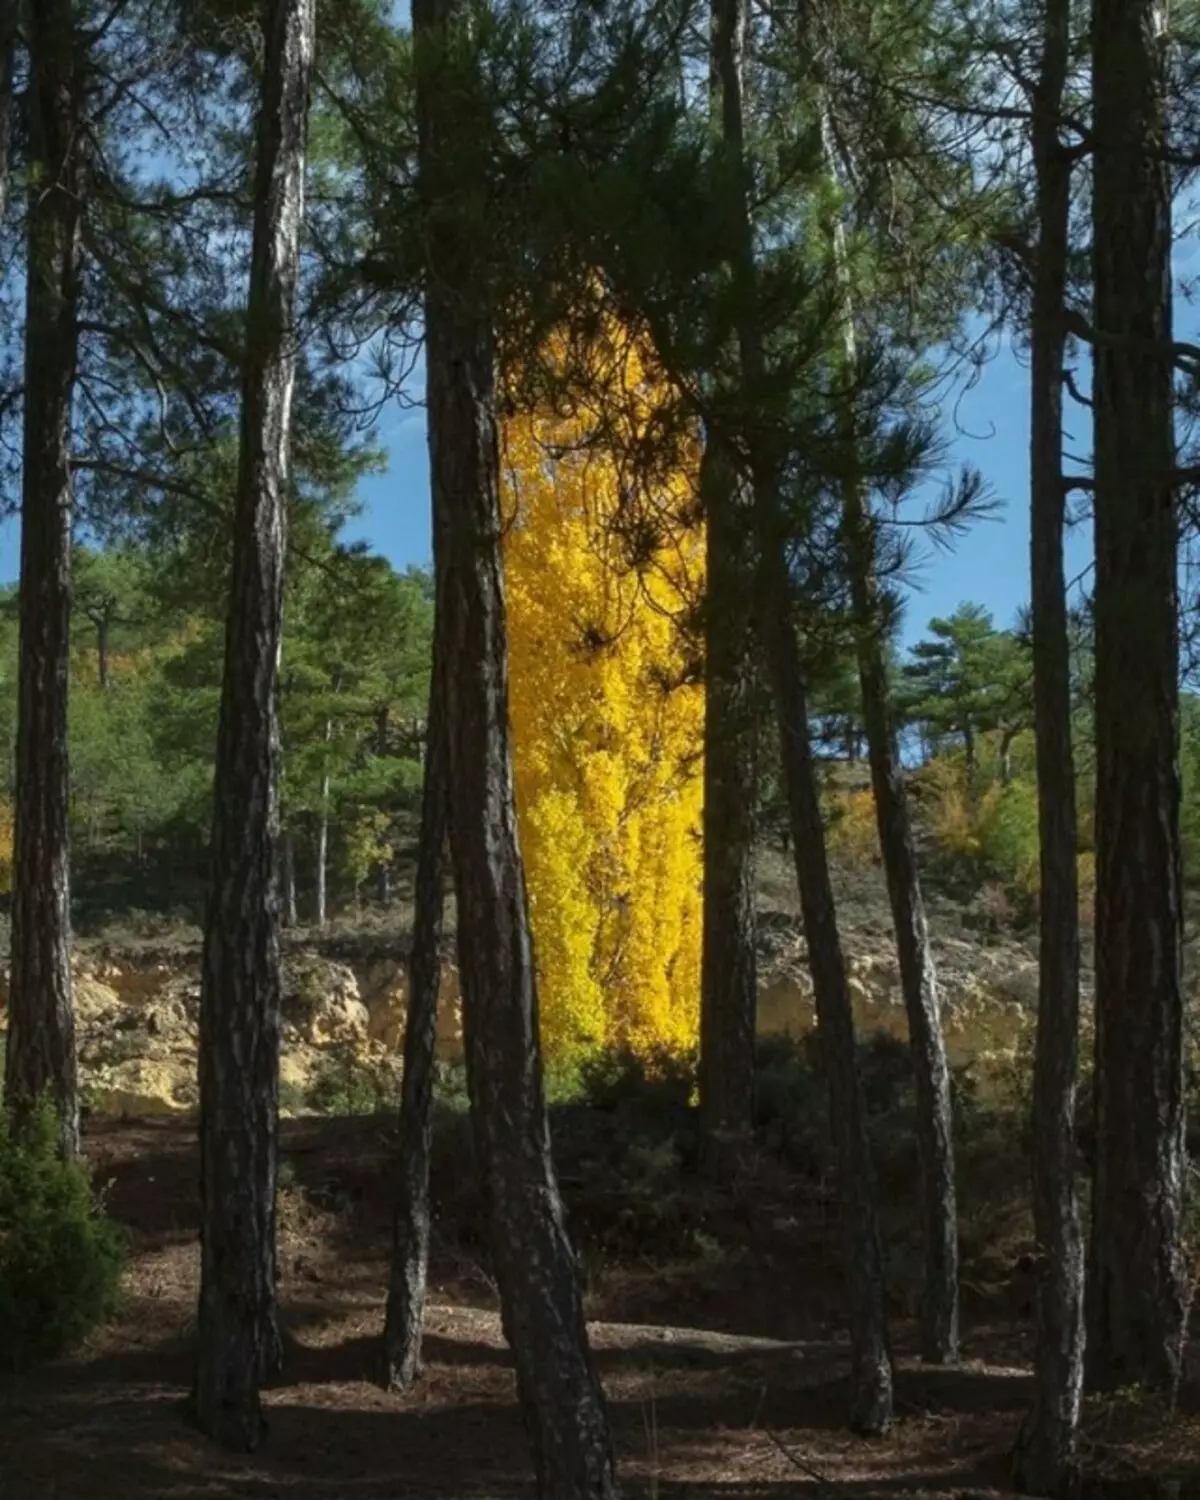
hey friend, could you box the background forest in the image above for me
[4,0,1200,1497]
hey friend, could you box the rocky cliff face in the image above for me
[0,906,1053,1117]
[0,951,466,1118]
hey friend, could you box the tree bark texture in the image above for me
[385,650,447,1390]
[1012,0,1085,1488]
[315,750,330,928]
[711,0,892,1433]
[193,0,315,1453]
[820,100,959,1366]
[698,435,758,1167]
[765,566,894,1435]
[6,0,82,1156]
[282,830,298,928]
[854,612,959,1366]
[1087,0,1185,1394]
[413,0,619,1492]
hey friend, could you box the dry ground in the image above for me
[0,1114,1197,1499]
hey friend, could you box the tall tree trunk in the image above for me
[315,755,329,929]
[96,615,110,691]
[193,0,314,1452]
[766,571,894,1435]
[820,99,959,1368]
[698,435,758,1169]
[413,0,618,1493]
[1087,0,1185,1394]
[385,650,447,1389]
[5,0,81,1156]
[854,610,958,1366]
[712,0,892,1432]
[282,830,298,928]
[1013,2,1085,1487]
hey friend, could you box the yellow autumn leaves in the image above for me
[502,324,705,1067]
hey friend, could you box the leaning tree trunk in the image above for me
[193,0,315,1453]
[281,830,298,928]
[712,0,891,1432]
[1087,0,1185,1394]
[819,99,958,1367]
[413,0,618,1493]
[5,0,82,1156]
[698,435,759,1170]
[765,565,894,1435]
[384,650,447,1390]
[1012,0,1085,1489]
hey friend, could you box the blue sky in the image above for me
[0,329,1066,652]
[334,329,1082,651]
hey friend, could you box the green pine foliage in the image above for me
[0,1103,126,1371]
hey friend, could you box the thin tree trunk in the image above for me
[5,0,81,1156]
[1087,0,1185,1394]
[385,650,447,1389]
[712,0,892,1432]
[1013,0,1084,1486]
[282,830,298,928]
[698,435,758,1170]
[766,571,894,1435]
[819,98,959,1368]
[414,0,618,1493]
[193,0,314,1452]
[315,755,329,929]
[96,616,110,691]
[855,619,958,1365]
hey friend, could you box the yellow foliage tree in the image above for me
[502,327,705,1065]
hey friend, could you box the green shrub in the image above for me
[304,1051,401,1116]
[577,1045,694,1123]
[0,1102,126,1370]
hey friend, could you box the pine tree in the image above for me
[5,0,82,1154]
[412,0,618,1490]
[193,0,316,1450]
[1088,0,1186,1393]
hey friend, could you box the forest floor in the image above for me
[4,1110,1200,1498]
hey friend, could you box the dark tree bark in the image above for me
[711,0,892,1433]
[1087,0,1185,1394]
[281,830,298,928]
[1012,1,1085,1490]
[854,610,959,1365]
[193,0,315,1453]
[766,572,894,1435]
[5,0,82,1156]
[384,649,447,1390]
[820,99,959,1366]
[413,0,618,1492]
[698,435,758,1169]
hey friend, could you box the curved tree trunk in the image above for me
[193,0,315,1452]
[414,0,618,1492]
[6,0,82,1157]
[698,435,758,1171]
[854,619,959,1365]
[384,651,447,1390]
[1087,0,1185,1394]
[819,99,959,1366]
[1012,0,1084,1489]
[710,0,892,1433]
[764,567,894,1435]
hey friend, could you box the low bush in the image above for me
[304,1051,402,1117]
[0,1102,126,1370]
